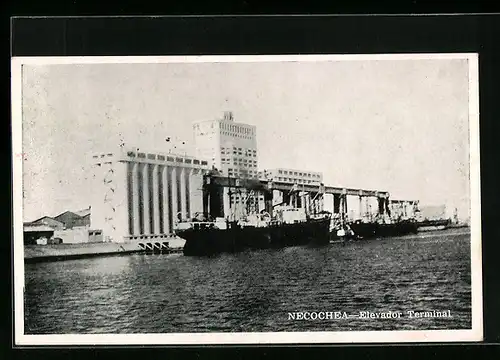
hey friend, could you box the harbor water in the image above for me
[24,228,472,334]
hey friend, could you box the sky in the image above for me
[20,57,472,222]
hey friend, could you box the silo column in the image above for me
[132,162,140,235]
[142,163,151,234]
[180,167,187,221]
[152,164,161,234]
[171,167,178,225]
[161,165,171,234]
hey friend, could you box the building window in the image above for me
[157,155,165,161]
[193,159,200,164]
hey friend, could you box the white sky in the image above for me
[20,57,471,221]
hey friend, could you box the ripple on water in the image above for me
[24,230,472,333]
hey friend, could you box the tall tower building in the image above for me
[193,111,260,218]
[193,111,258,179]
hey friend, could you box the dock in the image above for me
[24,240,184,264]
[201,174,407,220]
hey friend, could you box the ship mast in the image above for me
[227,174,233,221]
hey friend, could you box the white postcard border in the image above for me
[12,53,482,345]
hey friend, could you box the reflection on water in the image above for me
[24,229,472,333]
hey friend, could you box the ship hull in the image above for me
[417,219,451,228]
[178,218,331,256]
[349,221,419,239]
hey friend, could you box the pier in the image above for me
[24,239,184,263]
[201,174,399,221]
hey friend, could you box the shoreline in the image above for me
[24,240,184,264]
[24,228,469,264]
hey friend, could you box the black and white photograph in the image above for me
[12,54,482,345]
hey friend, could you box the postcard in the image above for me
[12,53,482,345]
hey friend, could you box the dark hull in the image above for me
[417,219,451,228]
[447,223,469,229]
[177,218,331,256]
[349,221,419,239]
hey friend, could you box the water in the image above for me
[24,228,472,333]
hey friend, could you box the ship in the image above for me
[416,218,452,231]
[327,209,419,240]
[414,205,457,231]
[175,206,331,256]
[328,214,359,242]
[348,219,419,239]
